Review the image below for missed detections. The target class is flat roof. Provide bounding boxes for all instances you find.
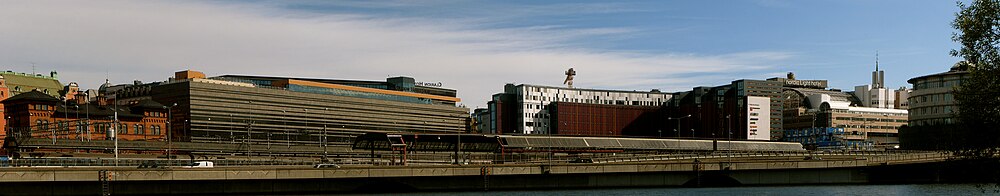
[516,84,675,95]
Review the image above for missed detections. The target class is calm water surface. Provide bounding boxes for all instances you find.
[347,184,998,196]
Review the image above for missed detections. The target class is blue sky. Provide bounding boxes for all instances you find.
[0,0,964,108]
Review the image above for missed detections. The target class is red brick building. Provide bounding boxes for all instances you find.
[550,102,667,137]
[2,90,168,147]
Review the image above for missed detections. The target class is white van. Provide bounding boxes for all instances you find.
[182,161,214,168]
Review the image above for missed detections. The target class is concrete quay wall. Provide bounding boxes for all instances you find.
[0,160,884,195]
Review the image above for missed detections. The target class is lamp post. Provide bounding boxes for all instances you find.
[83,92,90,141]
[247,101,253,159]
[322,124,327,162]
[322,108,329,162]
[62,97,67,140]
[668,115,691,138]
[74,105,80,141]
[726,114,733,163]
[113,93,119,166]
[282,110,288,148]
[726,114,733,162]
[164,103,177,161]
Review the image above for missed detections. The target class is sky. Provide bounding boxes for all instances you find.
[0,0,965,109]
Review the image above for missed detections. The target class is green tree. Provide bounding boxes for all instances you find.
[951,0,1000,158]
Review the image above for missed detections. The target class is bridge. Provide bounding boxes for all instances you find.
[0,151,968,195]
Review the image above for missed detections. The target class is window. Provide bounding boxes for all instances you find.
[118,124,127,135]
[135,124,144,135]
[151,125,161,135]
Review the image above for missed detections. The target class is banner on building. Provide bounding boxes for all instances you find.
[746,96,771,140]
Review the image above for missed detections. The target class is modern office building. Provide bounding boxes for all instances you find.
[899,61,970,149]
[488,84,674,135]
[677,79,784,141]
[852,62,897,109]
[778,70,908,150]
[549,102,665,136]
[486,81,781,141]
[148,70,469,150]
[906,61,970,126]
[471,108,490,134]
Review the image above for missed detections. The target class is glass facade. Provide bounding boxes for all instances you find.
[287,84,433,104]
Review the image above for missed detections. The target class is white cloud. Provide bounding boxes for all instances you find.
[0,0,792,109]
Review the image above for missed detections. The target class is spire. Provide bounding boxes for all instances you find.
[871,51,885,89]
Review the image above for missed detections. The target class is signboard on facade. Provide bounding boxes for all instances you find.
[415,81,443,87]
[746,96,771,140]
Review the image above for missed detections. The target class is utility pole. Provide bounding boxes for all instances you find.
[669,115,691,138]
[164,103,177,161]
[113,93,119,166]
[63,98,67,141]
[322,124,327,162]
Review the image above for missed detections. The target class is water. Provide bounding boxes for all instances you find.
[347,184,998,196]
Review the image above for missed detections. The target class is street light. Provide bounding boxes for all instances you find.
[726,114,733,161]
[668,115,691,138]
[62,97,67,140]
[74,105,80,141]
[164,103,177,161]
[83,92,90,141]
[322,108,330,162]
[282,110,288,148]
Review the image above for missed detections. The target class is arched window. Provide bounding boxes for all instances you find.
[135,124,143,135]
[41,120,49,131]
[150,125,157,135]
[78,122,87,134]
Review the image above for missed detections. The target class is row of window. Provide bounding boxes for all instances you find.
[910,105,955,116]
[524,86,670,98]
[909,93,953,105]
[833,117,907,123]
[33,120,163,135]
[912,77,963,90]
[524,96,666,106]
[833,124,900,130]
[910,118,956,126]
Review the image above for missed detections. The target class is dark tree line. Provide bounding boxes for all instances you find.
[950,0,1000,158]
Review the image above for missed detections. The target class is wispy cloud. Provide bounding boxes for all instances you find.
[0,0,792,108]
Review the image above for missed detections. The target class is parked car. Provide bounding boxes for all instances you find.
[137,160,160,169]
[569,158,594,163]
[182,161,214,168]
[0,156,10,167]
[314,163,341,169]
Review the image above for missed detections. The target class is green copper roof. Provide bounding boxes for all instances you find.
[0,72,63,98]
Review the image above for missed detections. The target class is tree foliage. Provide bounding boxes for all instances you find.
[951,0,1000,158]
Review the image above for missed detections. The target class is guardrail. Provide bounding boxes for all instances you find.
[0,150,958,168]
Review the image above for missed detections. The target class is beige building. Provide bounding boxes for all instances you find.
[906,62,969,126]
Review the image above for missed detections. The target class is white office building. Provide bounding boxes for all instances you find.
[497,84,674,134]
